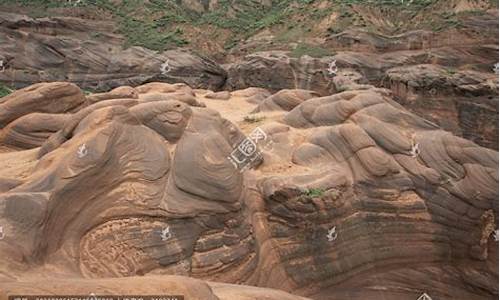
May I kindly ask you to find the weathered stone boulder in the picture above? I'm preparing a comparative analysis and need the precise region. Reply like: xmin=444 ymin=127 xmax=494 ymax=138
xmin=253 ymin=89 xmax=320 ymax=112
xmin=0 ymin=82 xmax=85 ymax=128
xmin=205 ymin=91 xmax=231 ymax=100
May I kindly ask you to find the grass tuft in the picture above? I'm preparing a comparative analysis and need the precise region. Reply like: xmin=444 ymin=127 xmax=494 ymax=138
xmin=0 ymin=83 xmax=13 ymax=98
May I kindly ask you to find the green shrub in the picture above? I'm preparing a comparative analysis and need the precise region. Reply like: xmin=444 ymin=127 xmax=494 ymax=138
xmin=119 ymin=18 xmax=188 ymax=51
xmin=291 ymin=43 xmax=332 ymax=58
xmin=243 ymin=115 xmax=266 ymax=123
xmin=303 ymin=188 xmax=325 ymax=198
xmin=0 ymin=83 xmax=13 ymax=98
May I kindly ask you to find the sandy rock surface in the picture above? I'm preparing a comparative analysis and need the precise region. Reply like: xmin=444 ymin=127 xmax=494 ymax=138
xmin=0 ymin=80 xmax=497 ymax=300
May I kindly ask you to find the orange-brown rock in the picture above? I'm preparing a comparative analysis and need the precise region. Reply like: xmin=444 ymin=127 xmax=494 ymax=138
xmin=0 ymin=82 xmax=85 ymax=128
xmin=0 ymin=81 xmax=497 ymax=300
xmin=253 ymin=89 xmax=320 ymax=112
xmin=0 ymin=12 xmax=227 ymax=92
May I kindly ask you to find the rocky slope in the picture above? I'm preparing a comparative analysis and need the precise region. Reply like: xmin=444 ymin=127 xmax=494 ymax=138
xmin=0 ymin=0 xmax=498 ymax=149
xmin=0 ymin=12 xmax=226 ymax=92
xmin=0 ymin=80 xmax=497 ymax=300
xmin=0 ymin=2 xmax=498 ymax=297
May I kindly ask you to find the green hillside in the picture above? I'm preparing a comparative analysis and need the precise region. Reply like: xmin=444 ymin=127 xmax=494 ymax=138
xmin=0 ymin=0 xmax=497 ymax=55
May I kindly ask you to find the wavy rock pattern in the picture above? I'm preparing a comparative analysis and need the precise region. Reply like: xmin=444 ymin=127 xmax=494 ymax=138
xmin=0 ymin=81 xmax=497 ymax=300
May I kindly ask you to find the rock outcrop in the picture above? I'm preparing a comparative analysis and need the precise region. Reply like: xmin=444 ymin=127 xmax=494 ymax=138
xmin=1 ymin=8 xmax=498 ymax=149
xmin=326 ymin=25 xmax=499 ymax=149
xmin=225 ymin=17 xmax=499 ymax=149
xmin=0 ymin=81 xmax=497 ymax=300
xmin=0 ymin=82 xmax=85 ymax=128
xmin=0 ymin=12 xmax=227 ymax=92
xmin=224 ymin=51 xmax=337 ymax=96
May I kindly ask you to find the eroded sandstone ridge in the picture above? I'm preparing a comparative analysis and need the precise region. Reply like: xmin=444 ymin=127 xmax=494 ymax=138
xmin=1 ymin=7 xmax=498 ymax=150
xmin=0 ymin=12 xmax=226 ymax=92
xmin=0 ymin=80 xmax=497 ymax=300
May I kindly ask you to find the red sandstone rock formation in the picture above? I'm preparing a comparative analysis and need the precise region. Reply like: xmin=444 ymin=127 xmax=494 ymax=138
xmin=0 ymin=81 xmax=497 ymax=300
